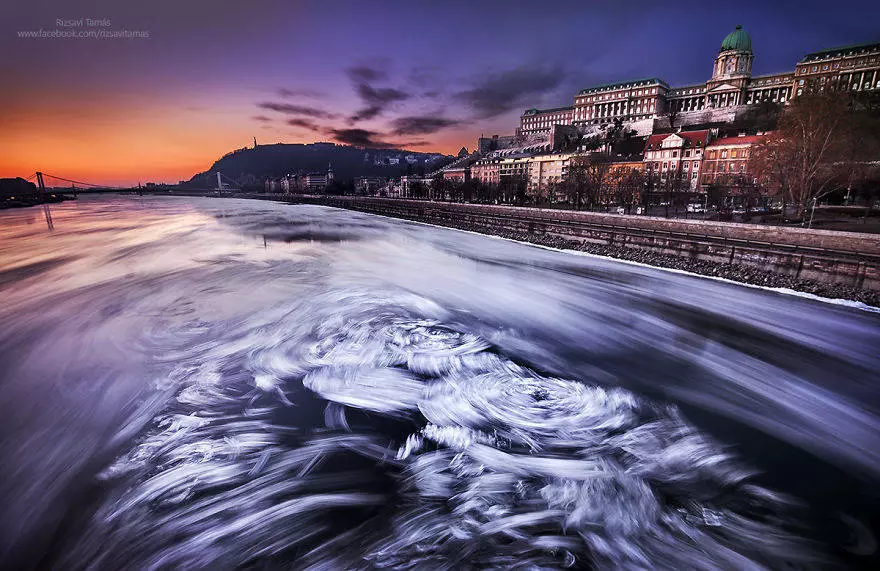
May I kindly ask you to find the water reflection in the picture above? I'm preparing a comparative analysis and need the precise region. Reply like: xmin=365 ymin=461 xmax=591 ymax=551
xmin=0 ymin=195 xmax=878 ymax=569
xmin=42 ymin=203 xmax=54 ymax=230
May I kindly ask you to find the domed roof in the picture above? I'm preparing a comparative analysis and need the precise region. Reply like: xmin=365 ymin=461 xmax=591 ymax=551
xmin=721 ymin=25 xmax=752 ymax=52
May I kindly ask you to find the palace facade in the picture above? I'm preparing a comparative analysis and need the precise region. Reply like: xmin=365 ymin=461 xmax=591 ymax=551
xmin=520 ymin=26 xmax=880 ymax=134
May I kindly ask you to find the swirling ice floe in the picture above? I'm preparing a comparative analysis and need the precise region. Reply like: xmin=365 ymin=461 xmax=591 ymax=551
xmin=57 ymin=289 xmax=825 ymax=570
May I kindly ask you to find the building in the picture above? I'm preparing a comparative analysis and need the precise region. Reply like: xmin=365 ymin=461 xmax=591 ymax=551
xmin=495 ymin=153 xmax=576 ymax=197
xmin=574 ymin=78 xmax=667 ymax=125
xmin=643 ymin=130 xmax=711 ymax=189
xmin=794 ymin=42 xmax=880 ymax=96
xmin=608 ymin=160 xmax=645 ymax=178
xmin=399 ymin=175 xmax=433 ymax=197
xmin=520 ymin=107 xmax=574 ymax=134
xmin=521 ymin=27 xmax=880 ymax=129
xmin=478 ymin=134 xmax=518 ymax=154
xmin=699 ymin=133 xmax=768 ymax=187
xmin=471 ymin=158 xmax=501 ymax=187
xmin=303 ymin=164 xmax=334 ymax=192
xmin=442 ymin=167 xmax=470 ymax=184
xmin=526 ymin=153 xmax=574 ymax=191
xmin=354 ymin=176 xmax=386 ymax=195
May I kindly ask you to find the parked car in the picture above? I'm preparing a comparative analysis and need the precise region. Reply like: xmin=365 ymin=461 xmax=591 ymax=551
xmin=616 ymin=206 xmax=626 ymax=215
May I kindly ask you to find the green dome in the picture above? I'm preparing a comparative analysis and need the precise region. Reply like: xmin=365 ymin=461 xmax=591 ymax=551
xmin=720 ymin=25 xmax=752 ymax=52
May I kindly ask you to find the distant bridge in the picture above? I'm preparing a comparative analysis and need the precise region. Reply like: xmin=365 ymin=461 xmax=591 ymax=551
xmin=20 ymin=171 xmax=240 ymax=194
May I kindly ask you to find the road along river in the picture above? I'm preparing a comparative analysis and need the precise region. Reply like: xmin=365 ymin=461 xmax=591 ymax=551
xmin=1 ymin=195 xmax=878 ymax=569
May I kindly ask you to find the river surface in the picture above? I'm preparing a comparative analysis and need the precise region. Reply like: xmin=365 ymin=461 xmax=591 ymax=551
xmin=1 ymin=195 xmax=879 ymax=569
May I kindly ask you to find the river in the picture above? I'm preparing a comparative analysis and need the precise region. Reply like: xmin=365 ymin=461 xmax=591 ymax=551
xmin=1 ymin=195 xmax=878 ymax=569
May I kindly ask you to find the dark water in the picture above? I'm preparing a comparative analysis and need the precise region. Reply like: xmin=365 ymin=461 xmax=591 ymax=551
xmin=1 ymin=195 xmax=878 ymax=569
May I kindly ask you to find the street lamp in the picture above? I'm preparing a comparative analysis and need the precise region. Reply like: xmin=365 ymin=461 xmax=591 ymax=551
xmin=807 ymin=197 xmax=818 ymax=229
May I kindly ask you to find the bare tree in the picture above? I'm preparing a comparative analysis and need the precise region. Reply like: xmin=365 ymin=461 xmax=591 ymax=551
xmin=613 ymin=168 xmax=644 ymax=214
xmin=751 ymin=92 xmax=853 ymax=221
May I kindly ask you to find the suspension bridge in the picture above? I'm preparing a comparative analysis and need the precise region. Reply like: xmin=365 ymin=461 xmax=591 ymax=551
xmin=17 ymin=171 xmax=241 ymax=194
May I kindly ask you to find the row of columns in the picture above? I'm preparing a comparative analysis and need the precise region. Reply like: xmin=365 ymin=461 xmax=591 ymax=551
xmin=671 ymin=96 xmax=706 ymax=112
xmin=840 ymin=69 xmax=879 ymax=90
xmin=746 ymin=86 xmax=790 ymax=104
xmin=707 ymin=91 xmax=740 ymax=108
xmin=592 ymin=99 xmax=655 ymax=120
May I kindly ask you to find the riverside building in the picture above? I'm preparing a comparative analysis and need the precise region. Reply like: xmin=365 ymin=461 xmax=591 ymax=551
xmin=519 ymin=26 xmax=880 ymax=132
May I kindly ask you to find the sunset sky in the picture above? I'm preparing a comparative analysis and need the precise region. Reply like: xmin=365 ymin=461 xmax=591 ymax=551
xmin=1 ymin=0 xmax=878 ymax=186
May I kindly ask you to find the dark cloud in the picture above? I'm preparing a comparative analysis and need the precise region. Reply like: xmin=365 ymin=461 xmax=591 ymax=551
xmin=357 ymin=83 xmax=410 ymax=108
xmin=390 ymin=116 xmax=461 ymax=136
xmin=349 ymin=105 xmax=383 ymax=123
xmin=326 ymin=128 xmax=427 ymax=149
xmin=455 ymin=65 xmax=565 ymax=118
xmin=287 ymin=118 xmax=321 ymax=132
xmin=278 ymin=87 xmax=326 ymax=98
xmin=252 ymin=115 xmax=272 ymax=122
xmin=346 ymin=65 xmax=388 ymax=83
xmin=344 ymin=63 xmax=411 ymax=123
xmin=349 ymin=84 xmax=410 ymax=122
xmin=257 ymin=102 xmax=339 ymax=120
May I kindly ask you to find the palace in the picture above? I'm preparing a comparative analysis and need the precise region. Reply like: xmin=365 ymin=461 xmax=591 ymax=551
xmin=519 ymin=26 xmax=880 ymax=134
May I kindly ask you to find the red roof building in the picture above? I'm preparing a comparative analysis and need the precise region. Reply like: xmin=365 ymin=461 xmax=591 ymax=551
xmin=643 ymin=130 xmax=711 ymax=190
xmin=699 ymin=133 xmax=769 ymax=188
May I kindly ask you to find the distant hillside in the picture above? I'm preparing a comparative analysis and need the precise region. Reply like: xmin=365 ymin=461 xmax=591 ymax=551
xmin=185 ymin=143 xmax=452 ymax=189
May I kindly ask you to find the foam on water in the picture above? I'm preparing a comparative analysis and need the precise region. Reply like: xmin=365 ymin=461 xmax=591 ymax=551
xmin=58 ymin=288 xmax=823 ymax=570
xmin=3 ymin=197 xmax=876 ymax=569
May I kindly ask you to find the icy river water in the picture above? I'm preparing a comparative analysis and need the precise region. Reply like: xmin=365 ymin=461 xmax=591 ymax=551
xmin=1 ymin=195 xmax=879 ymax=569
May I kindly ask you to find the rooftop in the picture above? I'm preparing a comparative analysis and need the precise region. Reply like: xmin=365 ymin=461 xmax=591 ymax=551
xmin=579 ymin=78 xmax=668 ymax=94
xmin=645 ymin=130 xmax=711 ymax=150
xmin=522 ymin=106 xmax=574 ymax=116
xmin=801 ymin=41 xmax=880 ymax=61
xmin=720 ymin=25 xmax=752 ymax=53
xmin=707 ymin=134 xmax=769 ymax=146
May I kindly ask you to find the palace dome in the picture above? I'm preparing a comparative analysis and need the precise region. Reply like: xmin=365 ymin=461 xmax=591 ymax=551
xmin=721 ymin=25 xmax=752 ymax=52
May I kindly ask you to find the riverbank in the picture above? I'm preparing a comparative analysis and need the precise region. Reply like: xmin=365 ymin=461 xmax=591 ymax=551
xmin=150 ymin=192 xmax=880 ymax=307
xmin=474 ymin=224 xmax=880 ymax=307
xmin=295 ymin=196 xmax=880 ymax=307
xmin=0 ymin=193 xmax=74 ymax=209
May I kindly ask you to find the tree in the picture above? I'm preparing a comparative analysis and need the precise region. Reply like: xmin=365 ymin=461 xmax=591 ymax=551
xmin=751 ymin=92 xmax=854 ymax=221
xmin=500 ymin=173 xmax=528 ymax=206
xmin=656 ymin=164 xmax=690 ymax=218
xmin=563 ymin=155 xmax=612 ymax=211
xmin=735 ymin=99 xmax=782 ymax=132
xmin=664 ymin=105 xmax=682 ymax=132
xmin=613 ymin=168 xmax=644 ymax=214
xmin=431 ymin=174 xmax=454 ymax=201
xmin=705 ymin=183 xmax=730 ymax=211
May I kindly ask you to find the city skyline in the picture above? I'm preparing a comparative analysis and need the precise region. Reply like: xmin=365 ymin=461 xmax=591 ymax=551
xmin=1 ymin=0 xmax=879 ymax=186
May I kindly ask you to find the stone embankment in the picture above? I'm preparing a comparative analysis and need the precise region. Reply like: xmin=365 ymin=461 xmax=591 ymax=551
xmin=295 ymin=196 xmax=880 ymax=307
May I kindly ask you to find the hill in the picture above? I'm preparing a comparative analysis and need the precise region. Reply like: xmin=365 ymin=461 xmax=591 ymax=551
xmin=185 ymin=143 xmax=452 ymax=189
